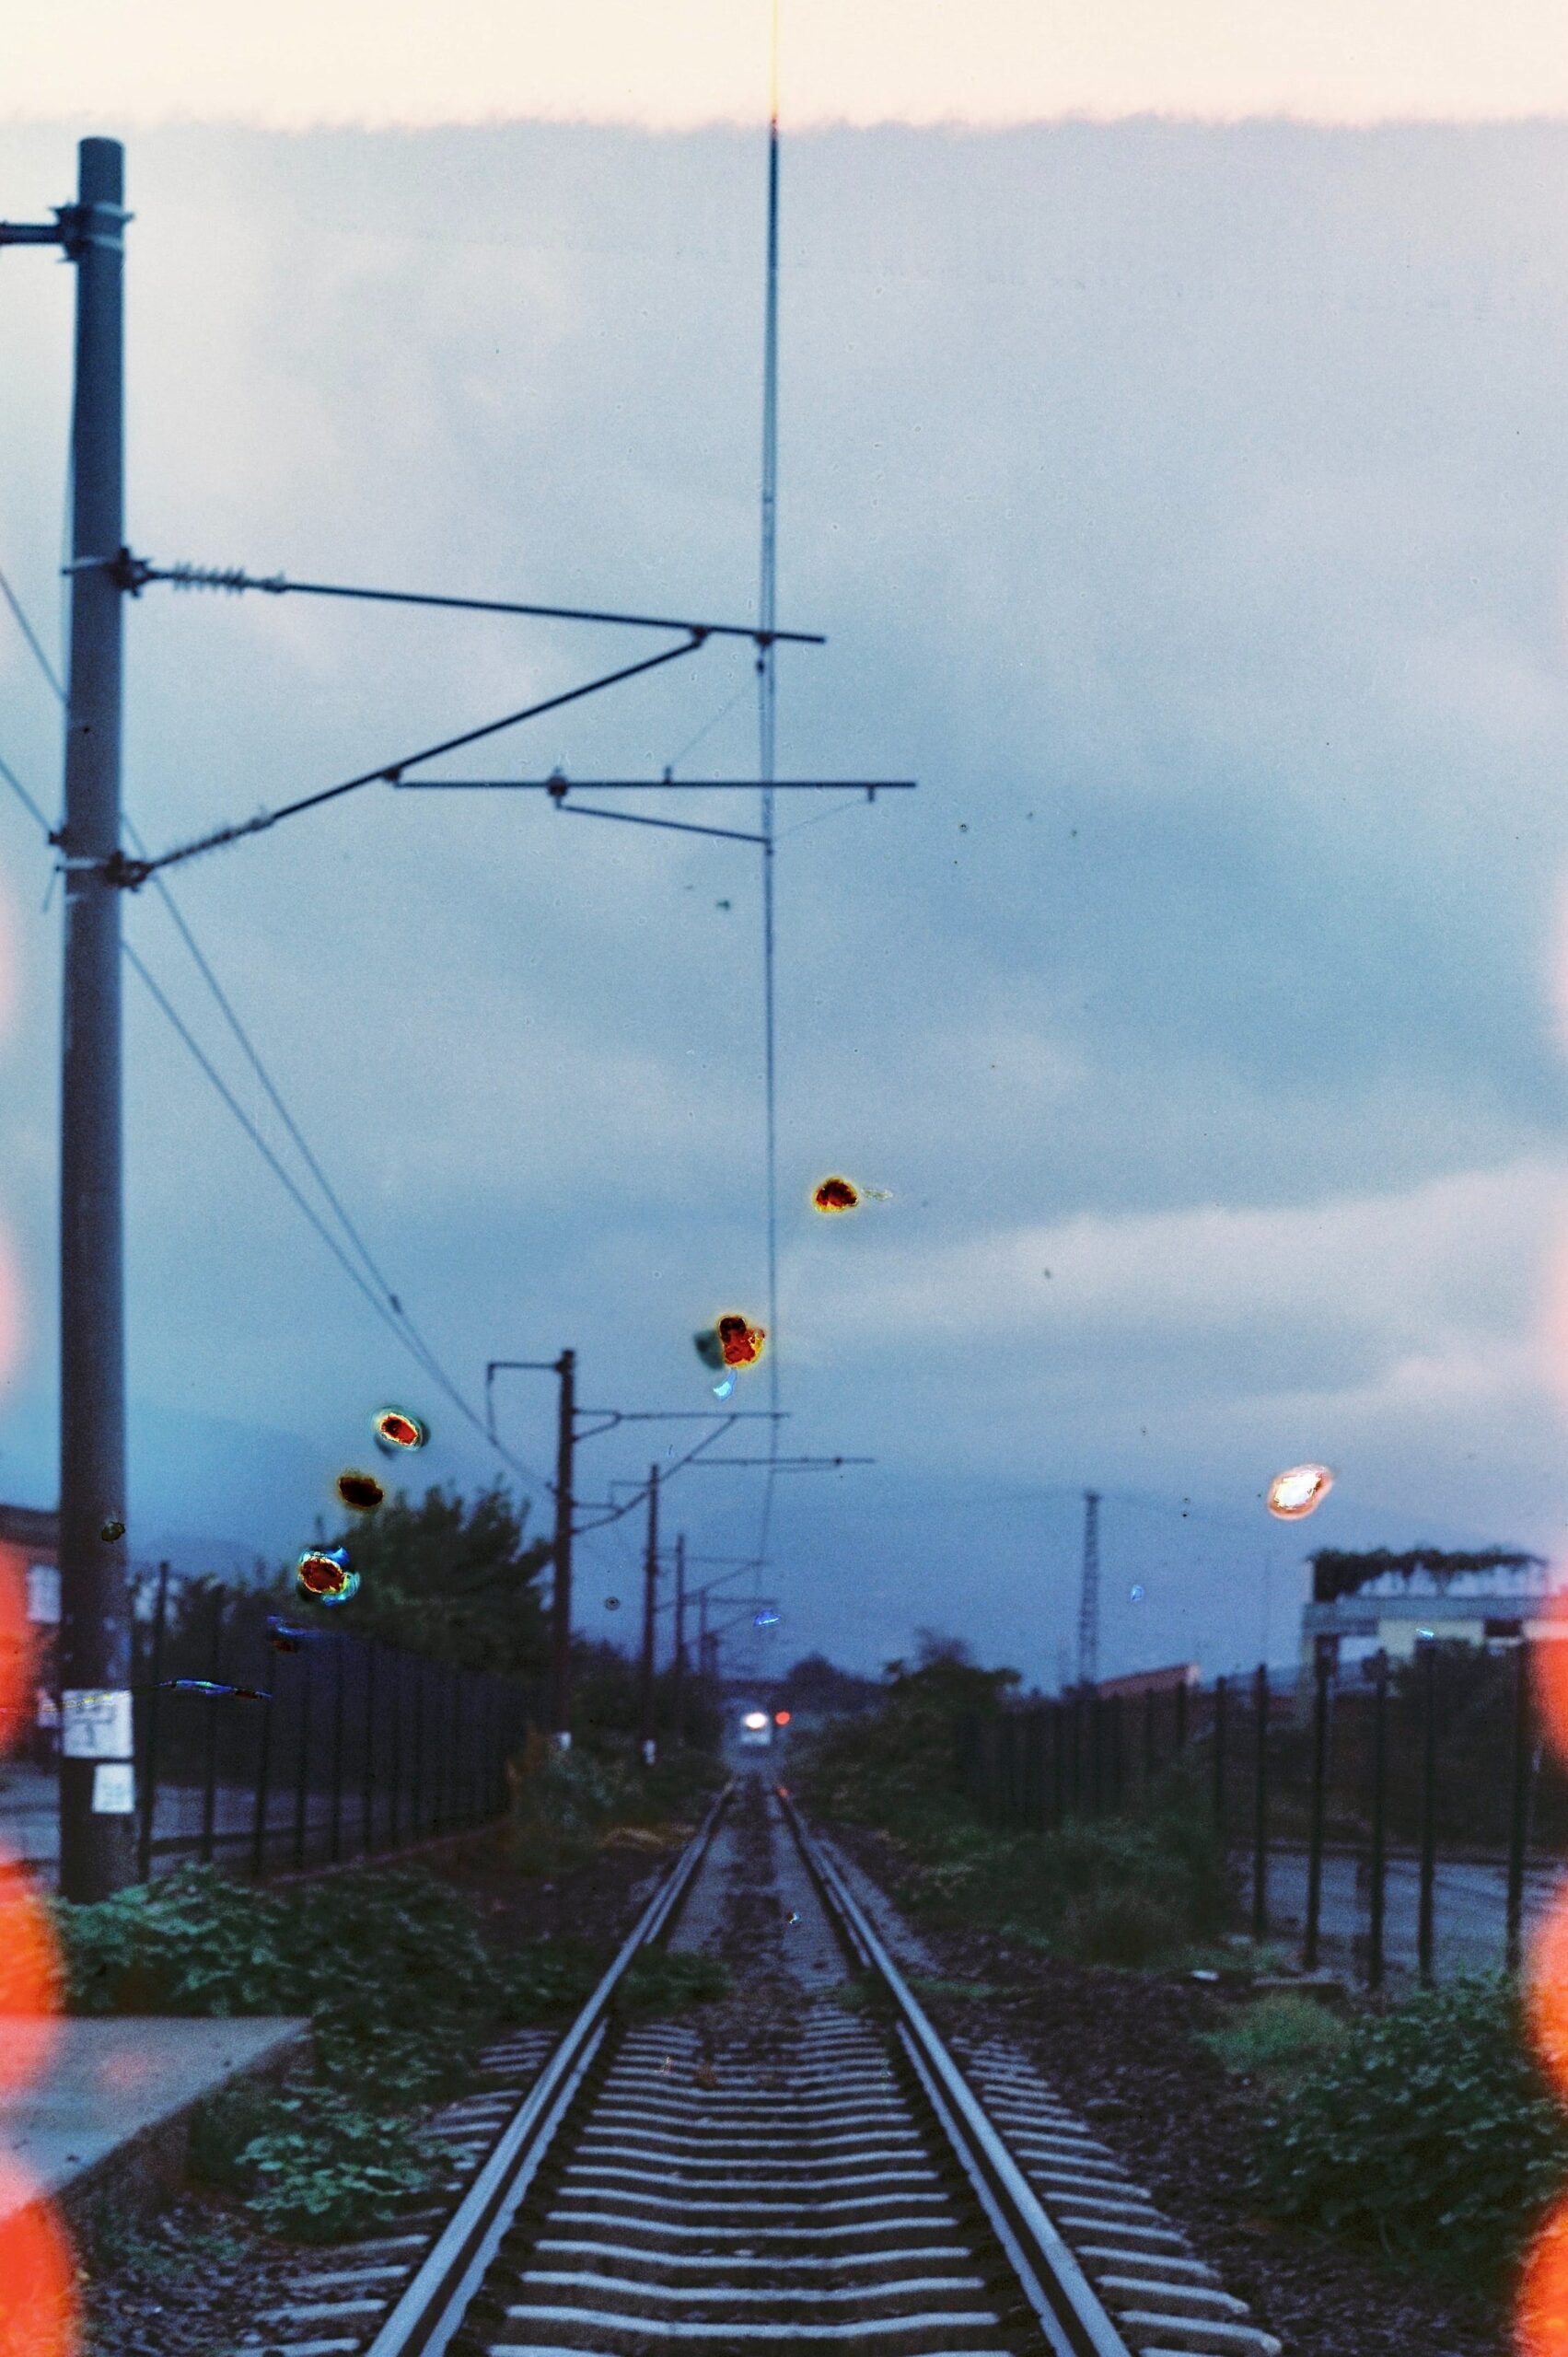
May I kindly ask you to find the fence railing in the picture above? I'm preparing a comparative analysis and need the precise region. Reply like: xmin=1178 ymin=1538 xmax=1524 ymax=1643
xmin=961 ymin=1643 xmax=1562 ymax=1987
xmin=119 ymin=1572 xmax=540 ymax=1883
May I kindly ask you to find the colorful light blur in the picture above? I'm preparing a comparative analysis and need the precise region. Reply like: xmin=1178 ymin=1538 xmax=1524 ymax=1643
xmin=295 ymin=1547 xmax=359 ymax=1605
xmin=372 ymin=1407 xmax=427 ymax=1455
xmin=1523 ymin=1573 xmax=1568 ymax=2348
xmin=0 ymin=1531 xmax=76 ymax=2357
xmin=716 ymin=1314 xmax=766 ymax=1368
xmin=1265 ymin=1463 xmax=1334 ymax=1520
xmin=335 ymin=1469 xmax=385 ymax=1512
xmin=812 ymin=1175 xmax=859 ymax=1213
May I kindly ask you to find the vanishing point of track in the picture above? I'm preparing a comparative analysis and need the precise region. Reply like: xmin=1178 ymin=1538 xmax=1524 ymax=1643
xmin=250 ymin=1779 xmax=1283 ymax=2357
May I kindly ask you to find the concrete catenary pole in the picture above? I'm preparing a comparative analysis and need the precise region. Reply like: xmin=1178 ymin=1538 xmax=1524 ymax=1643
xmin=550 ymin=1348 xmax=575 ymax=1746
xmin=58 ymin=136 xmax=134 ymax=1900
xmin=638 ymin=1463 xmax=659 ymax=1765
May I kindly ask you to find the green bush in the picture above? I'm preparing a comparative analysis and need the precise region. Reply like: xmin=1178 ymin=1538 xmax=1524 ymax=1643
xmin=615 ymin=1951 xmax=730 ymax=2014
xmin=1199 ymin=1991 xmax=1348 ymax=2089
xmin=193 ymin=2082 xmax=456 ymax=2243
xmin=1260 ymin=1974 xmax=1568 ymax=2283
xmin=57 ymin=1865 xmax=598 ymax=2241
xmin=802 ymin=1665 xmax=1229 ymax=1967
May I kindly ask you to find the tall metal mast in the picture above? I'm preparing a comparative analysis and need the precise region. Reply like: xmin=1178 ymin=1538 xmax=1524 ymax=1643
xmin=1077 ymin=1490 xmax=1101 ymax=1691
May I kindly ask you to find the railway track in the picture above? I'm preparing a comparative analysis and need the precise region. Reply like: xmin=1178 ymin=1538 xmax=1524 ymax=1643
xmin=250 ymin=1779 xmax=1282 ymax=2357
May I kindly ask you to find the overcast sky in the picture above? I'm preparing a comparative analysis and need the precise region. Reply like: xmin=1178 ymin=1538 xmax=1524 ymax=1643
xmin=3 ymin=104 xmax=1568 ymax=1683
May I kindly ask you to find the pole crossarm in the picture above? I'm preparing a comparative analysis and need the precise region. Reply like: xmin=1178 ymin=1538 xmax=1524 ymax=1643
xmin=393 ymin=779 xmax=916 ymax=794
xmin=684 ymin=1455 xmax=875 ymax=1469
xmin=110 ymin=554 xmax=825 ymax=646
xmin=106 ymin=633 xmax=709 ymax=887
xmin=0 ymin=219 xmax=70 ymax=246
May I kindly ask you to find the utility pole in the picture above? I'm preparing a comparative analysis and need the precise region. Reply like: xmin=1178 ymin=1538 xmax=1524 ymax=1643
xmin=57 ymin=140 xmax=133 ymax=1900
xmin=1077 ymin=1490 xmax=1101 ymax=1693
xmin=671 ymin=1532 xmax=687 ymax=1748
xmin=550 ymin=1349 xmax=575 ymax=1747
xmin=638 ymin=1463 xmax=659 ymax=1764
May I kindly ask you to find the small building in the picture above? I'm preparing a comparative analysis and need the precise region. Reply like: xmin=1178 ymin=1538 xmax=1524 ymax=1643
xmin=0 ymin=1503 xmax=61 ymax=1760
xmin=1092 ymin=1662 xmax=1200 ymax=1701
xmin=1300 ymin=1549 xmax=1551 ymax=1683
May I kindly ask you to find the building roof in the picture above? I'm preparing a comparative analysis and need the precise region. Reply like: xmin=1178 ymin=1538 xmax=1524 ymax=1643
xmin=0 ymin=1504 xmax=58 ymax=1557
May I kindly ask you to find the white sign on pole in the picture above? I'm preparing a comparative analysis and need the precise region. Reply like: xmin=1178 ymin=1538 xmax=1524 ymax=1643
xmin=61 ymin=1688 xmax=134 ymax=1760
xmin=91 ymin=1761 xmax=136 ymax=1814
xmin=25 ymin=1565 xmax=60 ymax=1623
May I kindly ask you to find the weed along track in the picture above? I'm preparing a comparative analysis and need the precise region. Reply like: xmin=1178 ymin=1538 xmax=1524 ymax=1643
xmin=250 ymin=1780 xmax=1283 ymax=2357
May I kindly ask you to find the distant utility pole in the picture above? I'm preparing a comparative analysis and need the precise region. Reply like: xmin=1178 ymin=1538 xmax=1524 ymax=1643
xmin=639 ymin=1464 xmax=660 ymax=1764
xmin=1077 ymin=1490 xmax=1101 ymax=1691
xmin=487 ymin=1353 xmax=575 ymax=1748
xmin=1 ymin=139 xmax=134 ymax=1899
xmin=550 ymin=1350 xmax=575 ymax=1744
xmin=671 ymin=1532 xmax=687 ymax=1747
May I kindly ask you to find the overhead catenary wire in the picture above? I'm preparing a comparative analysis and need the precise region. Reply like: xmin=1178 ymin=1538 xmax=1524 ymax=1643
xmin=0 ymin=557 xmax=534 ymax=1483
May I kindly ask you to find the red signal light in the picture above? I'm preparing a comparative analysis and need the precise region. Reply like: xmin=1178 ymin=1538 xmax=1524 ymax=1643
xmin=774 ymin=1709 xmax=792 ymax=1725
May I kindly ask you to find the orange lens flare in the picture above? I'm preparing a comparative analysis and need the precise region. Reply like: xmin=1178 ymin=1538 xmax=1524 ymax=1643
xmin=1519 ymin=2188 xmax=1568 ymax=2357
xmin=1265 ymin=1463 xmax=1334 ymax=1520
xmin=1534 ymin=1588 xmax=1568 ymax=1763
xmin=0 ymin=2173 xmax=77 ymax=2357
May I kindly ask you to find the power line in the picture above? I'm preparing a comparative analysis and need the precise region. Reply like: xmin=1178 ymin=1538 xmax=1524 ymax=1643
xmin=756 ymin=0 xmax=783 ymax=1567
xmin=0 ymin=553 xmax=483 ymax=1439
xmin=0 ymin=563 xmax=65 ymax=702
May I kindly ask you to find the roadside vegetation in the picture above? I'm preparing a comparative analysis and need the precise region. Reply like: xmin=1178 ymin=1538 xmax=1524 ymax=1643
xmin=53 ymin=1726 xmax=726 ymax=2242
xmin=1237 ymin=1974 xmax=1568 ymax=2293
xmin=800 ymin=1644 xmax=1228 ymax=1965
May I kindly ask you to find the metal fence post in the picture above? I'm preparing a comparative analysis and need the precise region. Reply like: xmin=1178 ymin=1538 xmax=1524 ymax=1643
xmin=199 ymin=1585 xmax=226 ymax=1866
xmin=136 ymin=1561 xmax=169 ymax=1883
xmin=411 ymin=1655 xmax=426 ymax=1837
xmin=1418 ymin=1637 xmax=1437 ymax=1986
xmin=1213 ymin=1676 xmax=1227 ymax=1839
xmin=1109 ymin=1695 xmax=1123 ymax=1811
xmin=1051 ymin=1701 xmax=1064 ymax=1828
xmin=1367 ymin=1650 xmax=1388 ymax=1991
xmin=292 ymin=1645 xmax=312 ymax=1872
xmin=1143 ymin=1688 xmax=1156 ymax=1787
xmin=1250 ymin=1663 xmax=1269 ymax=1944
xmin=1506 ymin=1637 xmax=1532 ymax=1973
xmin=329 ymin=1632 xmax=346 ymax=1864
xmin=361 ymin=1641 xmax=377 ymax=1859
xmin=250 ymin=1603 xmax=273 ymax=1882
xmin=1303 ymin=1645 xmax=1330 ymax=1971
xmin=388 ymin=1647 xmax=403 ymax=1850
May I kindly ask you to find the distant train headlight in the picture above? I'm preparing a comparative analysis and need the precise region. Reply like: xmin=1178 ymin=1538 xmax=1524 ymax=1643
xmin=742 ymin=1711 xmax=769 ymax=1731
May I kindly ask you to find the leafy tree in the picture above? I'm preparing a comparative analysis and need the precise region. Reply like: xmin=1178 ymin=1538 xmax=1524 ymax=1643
xmin=305 ymin=1482 xmax=552 ymax=1678
xmin=778 ymin=1652 xmax=882 ymax=1715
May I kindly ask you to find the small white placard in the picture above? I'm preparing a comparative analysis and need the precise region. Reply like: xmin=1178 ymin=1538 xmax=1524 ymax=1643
xmin=91 ymin=1761 xmax=136 ymax=1814
xmin=62 ymin=1688 xmax=134 ymax=1760
xmin=26 ymin=1565 xmax=60 ymax=1623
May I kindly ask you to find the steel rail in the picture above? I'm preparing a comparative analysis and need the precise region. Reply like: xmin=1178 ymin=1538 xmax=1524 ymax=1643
xmin=776 ymin=1785 xmax=1134 ymax=2357
xmin=361 ymin=1780 xmax=730 ymax=2357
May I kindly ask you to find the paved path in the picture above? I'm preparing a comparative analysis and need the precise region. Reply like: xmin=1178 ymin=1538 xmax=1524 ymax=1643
xmin=1251 ymin=1844 xmax=1562 ymax=1979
